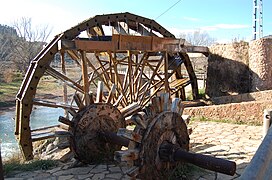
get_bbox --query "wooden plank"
[80,50,90,105]
[33,99,78,110]
[59,116,73,126]
[120,102,141,117]
[164,52,169,92]
[32,132,55,142]
[106,84,116,103]
[85,56,111,91]
[117,128,142,143]
[151,97,162,114]
[114,149,139,162]
[171,98,183,114]
[110,53,128,105]
[169,78,190,89]
[55,131,72,137]
[45,66,84,93]
[139,54,164,104]
[72,34,190,53]
[127,51,134,102]
[75,40,115,52]
[88,25,105,36]
[160,93,170,111]
[19,100,34,160]
[141,80,164,106]
[130,114,147,129]
[31,125,59,132]
[135,55,147,100]
[94,54,113,89]
[59,150,74,163]
[96,81,104,103]
[31,125,60,142]
[15,99,20,136]
[74,93,84,110]
[61,51,69,118]
[126,166,139,178]
[113,94,123,107]
[67,108,77,117]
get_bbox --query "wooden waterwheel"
[115,93,190,179]
[15,12,208,160]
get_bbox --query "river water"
[0,107,64,160]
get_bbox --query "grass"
[191,116,262,126]
[169,163,208,180]
[3,156,58,176]
[0,74,65,109]
[0,75,23,108]
[186,88,206,100]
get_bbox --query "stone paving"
[4,121,263,180]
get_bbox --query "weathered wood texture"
[69,103,125,163]
[15,12,204,160]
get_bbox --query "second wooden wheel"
[115,94,190,179]
[138,111,189,179]
[70,103,125,163]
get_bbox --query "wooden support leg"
[61,51,69,118]
[180,53,199,99]
[19,100,34,160]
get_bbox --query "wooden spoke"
[96,81,104,103]
[45,66,84,93]
[106,84,117,103]
[15,12,203,162]
[33,99,78,110]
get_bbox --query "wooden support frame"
[14,12,206,160]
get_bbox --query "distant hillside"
[0,24,18,63]
[0,24,17,36]
[263,35,272,39]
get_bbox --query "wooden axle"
[99,131,236,176]
[159,141,236,176]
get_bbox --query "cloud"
[168,23,250,36]
[167,27,197,36]
[182,17,200,22]
[201,24,250,31]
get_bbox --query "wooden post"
[0,144,3,180]
[164,52,169,93]
[61,51,69,118]
[127,51,133,102]
[263,109,272,138]
[80,50,90,105]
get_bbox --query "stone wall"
[249,38,272,91]
[206,42,250,97]
[184,100,272,125]
[206,38,272,97]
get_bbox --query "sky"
[0,0,271,43]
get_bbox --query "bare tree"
[0,25,16,70]
[11,17,52,74]
[179,30,216,46]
